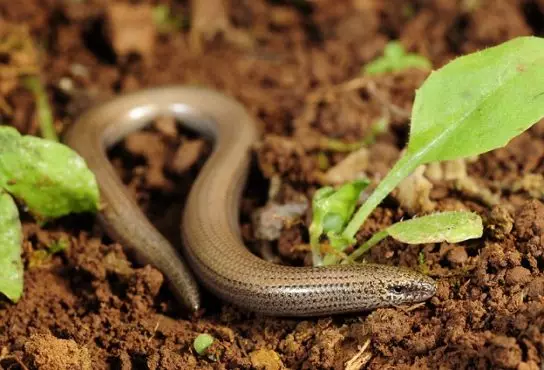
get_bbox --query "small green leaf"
[193,333,214,355]
[48,238,69,254]
[363,41,432,75]
[309,179,369,265]
[349,211,482,261]
[0,190,23,302]
[343,36,544,242]
[0,126,99,220]
[324,115,390,152]
[387,211,483,244]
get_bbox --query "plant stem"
[22,76,58,142]
[342,153,418,241]
[348,230,389,261]
[309,224,324,266]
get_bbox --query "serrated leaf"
[410,36,544,162]
[0,190,23,302]
[387,211,483,244]
[0,126,99,219]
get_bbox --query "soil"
[1,0,544,369]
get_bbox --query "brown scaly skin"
[64,86,436,316]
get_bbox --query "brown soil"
[1,1,544,369]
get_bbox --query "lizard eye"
[389,285,405,294]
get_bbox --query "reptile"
[64,86,436,316]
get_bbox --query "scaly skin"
[64,86,436,316]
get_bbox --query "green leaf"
[309,179,369,265]
[193,334,214,355]
[363,41,432,75]
[349,211,482,261]
[48,238,69,254]
[409,36,544,162]
[0,126,99,220]
[0,190,23,302]
[387,211,482,244]
[342,36,544,242]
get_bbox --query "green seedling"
[193,333,214,355]
[28,238,70,269]
[348,211,482,261]
[309,179,369,265]
[418,250,429,275]
[310,36,544,264]
[0,126,99,302]
[22,76,58,142]
[363,41,432,75]
[48,238,69,254]
[325,115,389,152]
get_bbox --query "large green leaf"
[0,126,99,219]
[410,36,544,162]
[0,190,23,302]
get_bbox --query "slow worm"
[64,86,436,316]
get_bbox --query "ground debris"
[22,334,91,370]
[190,0,254,54]
[320,146,369,185]
[168,138,207,174]
[0,22,39,114]
[252,200,308,241]
[395,164,435,215]
[249,348,284,370]
[105,3,156,63]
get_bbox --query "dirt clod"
[486,334,523,369]
[23,334,91,370]
[169,139,207,174]
[249,348,284,370]
[446,246,468,266]
[105,3,156,63]
[505,266,532,286]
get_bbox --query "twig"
[147,318,161,343]
[344,338,372,370]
